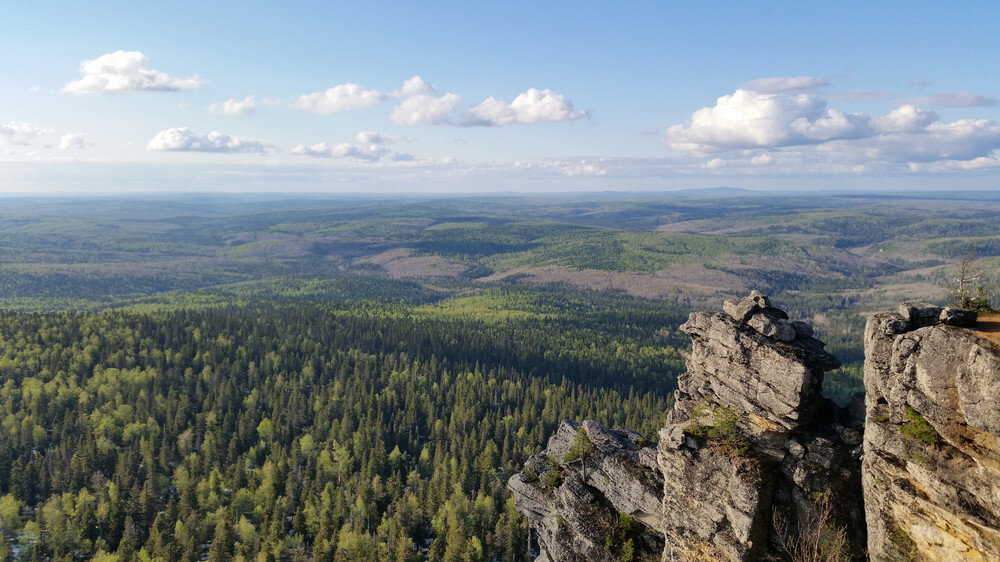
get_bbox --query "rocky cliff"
[509,293,1000,561]
[658,292,865,560]
[863,302,1000,560]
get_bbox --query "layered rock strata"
[863,301,1000,561]
[659,291,865,560]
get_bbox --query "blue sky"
[2,1,1000,192]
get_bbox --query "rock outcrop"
[507,420,665,562]
[863,301,1000,561]
[509,292,865,561]
[510,294,1000,561]
[660,291,865,560]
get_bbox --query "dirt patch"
[975,314,1000,347]
[479,263,746,305]
[356,248,467,279]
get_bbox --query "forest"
[1,190,997,560]
[0,290,687,560]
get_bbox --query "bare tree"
[773,491,849,562]
[950,249,994,311]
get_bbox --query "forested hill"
[0,295,686,560]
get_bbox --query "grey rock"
[723,290,775,323]
[897,301,943,328]
[748,311,797,341]
[508,419,664,561]
[940,306,978,327]
[676,308,838,431]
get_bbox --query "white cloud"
[62,50,200,94]
[209,96,257,116]
[397,76,435,97]
[559,160,607,176]
[146,127,274,153]
[465,88,588,126]
[908,155,1000,172]
[740,76,828,94]
[664,88,869,152]
[901,91,996,107]
[0,122,55,145]
[292,131,413,161]
[665,80,1000,173]
[871,105,938,133]
[57,133,93,150]
[391,93,463,125]
[291,83,387,114]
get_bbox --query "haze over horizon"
[3,1,1000,193]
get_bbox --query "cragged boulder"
[508,420,665,562]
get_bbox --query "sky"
[2,1,1000,193]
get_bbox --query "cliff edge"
[863,301,1000,560]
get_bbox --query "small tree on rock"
[563,427,593,483]
[950,250,995,312]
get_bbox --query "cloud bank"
[1,122,55,145]
[292,131,413,162]
[292,76,586,127]
[63,51,201,94]
[665,77,1000,172]
[146,127,274,153]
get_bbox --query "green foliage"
[563,428,593,464]
[901,406,938,444]
[541,458,564,491]
[686,404,751,456]
[0,302,671,560]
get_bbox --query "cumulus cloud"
[62,50,200,94]
[740,76,828,94]
[665,79,1000,173]
[292,83,387,114]
[900,91,997,107]
[871,105,938,133]
[0,122,55,145]
[209,96,257,116]
[396,76,435,97]
[146,127,274,153]
[465,88,588,126]
[292,131,413,161]
[391,93,464,125]
[57,133,93,150]
[664,88,869,152]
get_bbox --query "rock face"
[512,294,1000,561]
[660,291,865,560]
[509,292,865,561]
[507,420,665,562]
[863,302,1000,561]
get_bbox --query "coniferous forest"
[0,296,686,560]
